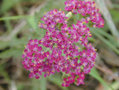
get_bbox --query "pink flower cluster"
[39,9,68,31]
[22,0,104,87]
[65,0,104,28]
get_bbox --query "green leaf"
[4,13,13,32]
[40,76,47,90]
[90,68,113,90]
[17,84,24,90]
[31,79,42,90]
[90,28,119,55]
[0,41,10,49]
[27,15,38,30]
[0,38,26,49]
[0,15,29,21]
[48,73,69,90]
[27,15,46,40]
[1,0,21,13]
[110,81,119,90]
[112,4,119,8]
[94,28,118,47]
[110,9,119,24]
[0,48,23,59]
[31,76,47,90]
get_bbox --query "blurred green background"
[0,0,119,90]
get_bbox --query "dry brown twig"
[95,64,119,81]
[95,55,119,81]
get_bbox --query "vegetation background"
[0,0,119,90]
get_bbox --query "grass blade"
[90,68,113,90]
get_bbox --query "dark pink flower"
[22,0,104,87]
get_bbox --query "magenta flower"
[22,0,104,87]
[65,0,104,28]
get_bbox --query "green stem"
[40,75,47,90]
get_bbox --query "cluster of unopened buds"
[22,0,104,87]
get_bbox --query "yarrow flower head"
[39,9,68,30]
[65,0,104,28]
[22,0,104,87]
